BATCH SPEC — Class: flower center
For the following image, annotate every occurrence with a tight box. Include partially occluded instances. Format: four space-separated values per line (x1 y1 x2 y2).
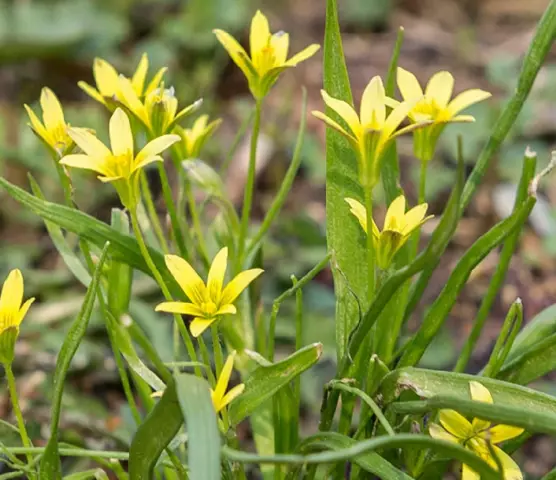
106 152 134 179
201 301 218 317
254 42 277 75
50 123 72 153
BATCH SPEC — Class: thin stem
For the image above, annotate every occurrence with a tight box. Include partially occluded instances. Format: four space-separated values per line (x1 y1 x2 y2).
5 364 34 468
211 325 224 377
129 209 201 377
5 447 129 460
184 178 210 269
221 107 256 176
140 171 170 254
197 334 216 385
364 186 375 302
418 161 427 205
237 99 263 270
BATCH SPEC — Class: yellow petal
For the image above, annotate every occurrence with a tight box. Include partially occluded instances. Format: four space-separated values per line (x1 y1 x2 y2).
59 154 104 174
250 10 270 58
155 301 204 317
207 248 228 304
428 423 458 444
488 424 524 444
68 128 111 159
118 76 150 127
439 409 473 439
164 254 207 305
145 67 168 97
285 44 320 66
214 29 254 80
78 81 106 106
462 464 480 480
397 67 423 101
321 90 361 138
425 71 454 108
469 381 493 404
216 304 237 316
360 76 386 128
93 58 120 97
109 108 134 156
135 134 180 168
24 104 49 141
0 270 23 320
190 317 214 337
16 298 35 327
131 53 148 95
220 268 264 306
447 89 491 117
490 445 522 480
271 32 289 65
40 87 65 131
133 154 163 173
218 383 245 412
345 198 367 233
402 203 429 235
381 98 416 141
213 351 237 407
384 195 406 232
312 111 356 142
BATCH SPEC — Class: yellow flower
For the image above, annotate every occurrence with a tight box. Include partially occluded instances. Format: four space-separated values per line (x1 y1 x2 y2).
313 76 421 188
394 68 491 163
211 351 245 413
79 53 166 109
345 195 432 269
0 270 34 365
24 87 74 156
59 108 179 209
175 115 222 159
156 247 263 337
429 381 523 480
214 10 320 99
118 78 202 136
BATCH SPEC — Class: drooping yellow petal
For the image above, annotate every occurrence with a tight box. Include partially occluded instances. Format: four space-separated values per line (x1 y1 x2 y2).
213 29 253 79
425 71 454 108
218 383 245 412
360 76 386 128
135 134 180 169
109 108 134 157
78 81 107 105
40 87 65 131
311 111 355 142
439 409 473 439
207 248 228 304
190 317 215 337
462 464 481 480
220 268 264 306
164 255 207 305
345 198 367 233
68 128 111 158
131 53 148 95
250 10 270 58
284 44 320 66
489 445 522 480
213 351 236 407
321 90 361 138
447 89 492 117
155 301 204 317
0 270 23 320
93 58 120 97
428 423 459 444
384 195 406 231
488 424 524 444
397 67 424 101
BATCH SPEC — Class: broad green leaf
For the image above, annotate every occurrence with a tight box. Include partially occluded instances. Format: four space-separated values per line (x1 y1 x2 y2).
175 374 220 480
129 378 182 480
0 177 181 297
107 209 132 318
28 175 91 287
229 343 322 424
323 0 367 367
380 367 556 418
39 243 110 479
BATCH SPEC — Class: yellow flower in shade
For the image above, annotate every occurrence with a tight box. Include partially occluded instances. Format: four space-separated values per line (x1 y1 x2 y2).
211 351 245 413
0 270 34 365
313 76 422 188
118 78 202 136
174 115 222 159
394 68 491 163
214 10 320 99
24 87 74 156
79 53 166 109
155 247 263 337
429 381 523 480
59 108 179 210
345 195 432 269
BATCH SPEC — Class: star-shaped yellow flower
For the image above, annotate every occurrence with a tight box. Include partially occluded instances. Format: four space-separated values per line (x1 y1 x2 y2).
211 351 245 413
174 114 222 159
345 195 432 269
79 53 166 109
24 87 74 157
313 76 422 188
393 68 491 163
214 10 320 99
59 108 179 209
429 381 524 480
156 247 263 337
0 270 34 365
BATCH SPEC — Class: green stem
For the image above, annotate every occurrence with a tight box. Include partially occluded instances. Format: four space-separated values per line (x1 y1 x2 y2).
418 161 427 205
221 106 256 176
5 364 34 468
211 325 224 377
184 177 210 269
6 447 129 460
364 186 375 303
130 209 201 377
197 334 216 385
140 171 169 254
237 99 263 270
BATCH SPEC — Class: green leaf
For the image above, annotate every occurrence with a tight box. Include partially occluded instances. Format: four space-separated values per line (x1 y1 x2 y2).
107 209 132 317
39 243 110 479
380 367 556 419
129 378 182 480
0 177 181 296
508 303 556 361
175 373 220 480
229 343 322 424
28 175 91 287
323 0 367 367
